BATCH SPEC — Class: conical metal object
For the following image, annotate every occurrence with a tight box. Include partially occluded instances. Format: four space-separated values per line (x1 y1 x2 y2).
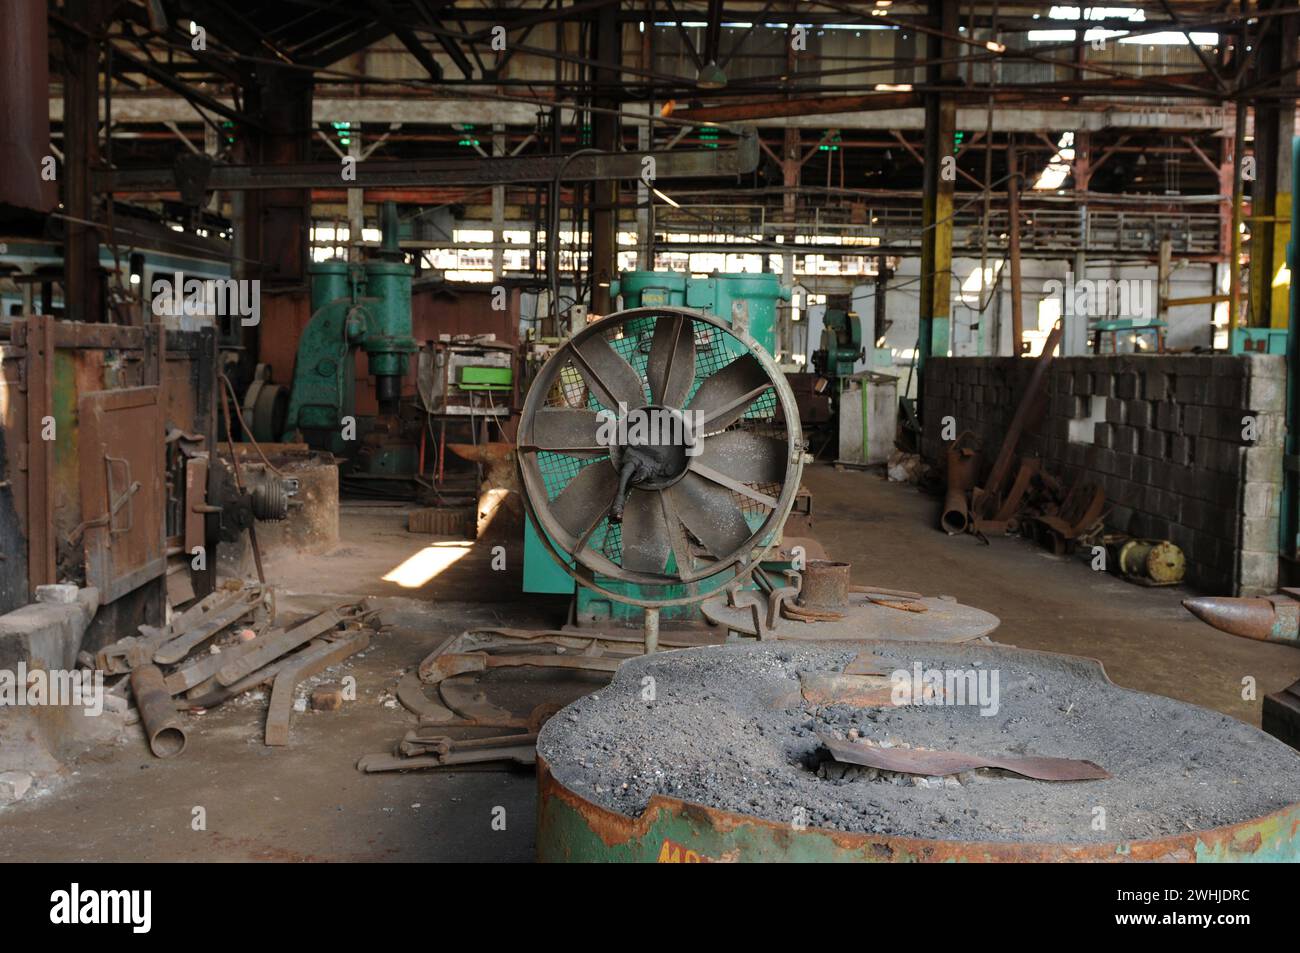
1183 593 1300 647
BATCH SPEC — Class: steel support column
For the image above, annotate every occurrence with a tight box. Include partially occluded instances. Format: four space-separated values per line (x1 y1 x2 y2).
0 0 56 219
1230 101 1248 333
61 0 106 324
589 5 621 316
492 125 506 281
347 127 364 262
232 64 313 388
1007 140 1024 356
918 0 958 415
237 65 314 287
636 122 653 270
1248 4 1297 330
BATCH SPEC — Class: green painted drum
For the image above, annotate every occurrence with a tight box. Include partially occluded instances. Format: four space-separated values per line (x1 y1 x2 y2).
536 640 1300 863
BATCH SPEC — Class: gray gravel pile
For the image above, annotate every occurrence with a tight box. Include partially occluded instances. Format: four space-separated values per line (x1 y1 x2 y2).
537 641 1300 843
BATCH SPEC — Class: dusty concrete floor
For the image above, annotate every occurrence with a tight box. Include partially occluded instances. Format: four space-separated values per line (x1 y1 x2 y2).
3 463 1298 862
801 465 1300 725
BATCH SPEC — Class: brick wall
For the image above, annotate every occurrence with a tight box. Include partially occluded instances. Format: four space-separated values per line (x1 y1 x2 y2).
920 354 1286 596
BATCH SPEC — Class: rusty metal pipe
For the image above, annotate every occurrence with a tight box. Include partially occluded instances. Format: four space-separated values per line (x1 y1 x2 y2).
942 438 979 535
942 487 970 535
131 664 188 758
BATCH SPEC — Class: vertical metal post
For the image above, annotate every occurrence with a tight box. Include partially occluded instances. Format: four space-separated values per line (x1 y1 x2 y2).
492 124 506 281
1281 134 1300 560
589 5 620 315
636 123 653 270
918 0 957 412
347 128 364 262
1245 7 1296 330
1229 100 1247 334
1007 140 1024 356
62 0 105 324
643 606 660 655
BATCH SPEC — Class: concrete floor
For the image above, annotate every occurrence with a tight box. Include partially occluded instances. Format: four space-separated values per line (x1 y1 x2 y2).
3 463 1298 862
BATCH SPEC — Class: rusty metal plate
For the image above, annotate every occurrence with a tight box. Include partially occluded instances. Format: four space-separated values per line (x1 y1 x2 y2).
819 733 1111 782
78 386 166 603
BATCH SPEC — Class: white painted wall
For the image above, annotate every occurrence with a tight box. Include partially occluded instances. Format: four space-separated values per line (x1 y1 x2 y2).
875 255 1219 373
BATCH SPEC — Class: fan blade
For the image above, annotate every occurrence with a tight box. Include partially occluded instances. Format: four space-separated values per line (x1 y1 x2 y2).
687 353 771 431
550 461 618 540
689 461 778 509
528 407 607 452
668 472 752 560
572 335 646 410
658 484 694 578
646 313 696 408
621 489 672 574
695 431 787 484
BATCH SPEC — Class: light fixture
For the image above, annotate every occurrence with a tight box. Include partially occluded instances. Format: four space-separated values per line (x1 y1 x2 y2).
652 188 680 208
696 61 727 90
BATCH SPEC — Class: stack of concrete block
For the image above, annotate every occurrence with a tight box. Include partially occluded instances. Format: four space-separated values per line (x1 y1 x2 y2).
921 353 1285 595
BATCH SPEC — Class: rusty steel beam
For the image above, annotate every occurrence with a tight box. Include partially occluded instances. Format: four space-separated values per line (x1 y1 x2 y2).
96 135 759 194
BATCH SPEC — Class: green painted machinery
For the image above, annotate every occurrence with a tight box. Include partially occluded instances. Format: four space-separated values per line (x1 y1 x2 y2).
611 270 788 354
813 307 865 380
520 271 800 627
282 201 416 454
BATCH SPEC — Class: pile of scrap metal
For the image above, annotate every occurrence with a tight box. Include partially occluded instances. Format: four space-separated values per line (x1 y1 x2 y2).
1184 590 1300 749
91 581 378 756
358 626 713 773
941 430 1186 582
937 322 1105 552
941 433 1106 555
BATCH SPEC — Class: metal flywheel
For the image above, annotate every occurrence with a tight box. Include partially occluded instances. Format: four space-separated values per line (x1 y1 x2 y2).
518 306 804 607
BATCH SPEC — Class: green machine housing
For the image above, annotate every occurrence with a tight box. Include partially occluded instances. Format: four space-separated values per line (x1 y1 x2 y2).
522 271 794 624
813 307 866 380
281 201 417 454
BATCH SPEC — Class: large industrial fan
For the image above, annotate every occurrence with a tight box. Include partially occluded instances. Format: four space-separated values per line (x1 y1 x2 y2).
517 306 804 648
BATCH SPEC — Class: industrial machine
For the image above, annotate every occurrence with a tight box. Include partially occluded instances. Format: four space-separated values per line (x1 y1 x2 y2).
808 304 897 465
610 270 789 349
516 302 804 641
812 305 866 382
281 201 416 454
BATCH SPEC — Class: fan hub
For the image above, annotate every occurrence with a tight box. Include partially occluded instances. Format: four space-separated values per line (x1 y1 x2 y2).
605 404 696 493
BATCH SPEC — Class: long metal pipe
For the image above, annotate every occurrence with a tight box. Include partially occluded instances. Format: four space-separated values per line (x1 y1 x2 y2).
1007 141 1024 355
